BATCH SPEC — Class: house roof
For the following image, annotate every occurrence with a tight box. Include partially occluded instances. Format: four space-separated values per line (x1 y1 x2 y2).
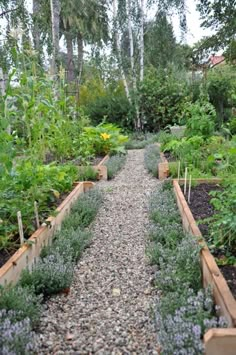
209 55 225 67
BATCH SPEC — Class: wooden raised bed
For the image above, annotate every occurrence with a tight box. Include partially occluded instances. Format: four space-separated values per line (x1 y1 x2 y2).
95 154 109 180
0 181 95 287
158 152 169 180
173 178 236 354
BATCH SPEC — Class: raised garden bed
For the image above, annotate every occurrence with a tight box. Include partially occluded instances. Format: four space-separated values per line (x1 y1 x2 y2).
0 181 94 287
77 154 109 181
173 178 236 354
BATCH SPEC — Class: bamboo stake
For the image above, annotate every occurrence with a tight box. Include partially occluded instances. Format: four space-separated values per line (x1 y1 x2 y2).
184 167 188 195
34 201 40 229
188 175 192 203
17 211 24 246
177 161 180 182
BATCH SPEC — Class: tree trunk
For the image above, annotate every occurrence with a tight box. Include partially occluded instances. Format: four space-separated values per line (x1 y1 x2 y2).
50 0 61 76
32 0 40 53
140 0 144 82
126 0 140 130
65 32 75 82
138 0 144 130
76 31 83 101
113 0 131 104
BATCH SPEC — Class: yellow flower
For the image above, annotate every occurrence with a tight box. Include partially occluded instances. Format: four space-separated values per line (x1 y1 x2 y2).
100 133 111 140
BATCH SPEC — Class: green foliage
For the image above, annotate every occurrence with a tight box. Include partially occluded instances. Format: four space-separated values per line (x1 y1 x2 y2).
80 78 132 129
139 68 189 131
125 133 159 149
78 166 98 181
105 154 126 179
144 144 161 177
185 99 216 138
229 117 236 135
81 123 128 155
0 285 41 328
0 161 78 246
208 184 236 255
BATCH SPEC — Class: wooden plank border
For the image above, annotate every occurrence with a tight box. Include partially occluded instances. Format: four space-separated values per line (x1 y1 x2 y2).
0 181 95 286
172 178 236 354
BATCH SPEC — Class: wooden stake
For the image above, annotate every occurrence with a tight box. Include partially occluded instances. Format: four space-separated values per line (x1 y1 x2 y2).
17 211 24 246
184 167 188 195
177 161 180 181
188 175 192 203
34 201 40 229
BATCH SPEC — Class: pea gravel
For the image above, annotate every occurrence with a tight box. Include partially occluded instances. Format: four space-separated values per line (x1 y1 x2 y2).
36 150 160 354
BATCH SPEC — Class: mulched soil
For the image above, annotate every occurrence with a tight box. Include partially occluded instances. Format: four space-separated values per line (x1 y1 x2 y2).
182 183 236 299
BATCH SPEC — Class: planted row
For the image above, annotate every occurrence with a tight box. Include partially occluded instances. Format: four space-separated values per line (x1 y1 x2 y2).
144 144 161 177
0 188 103 354
147 182 226 354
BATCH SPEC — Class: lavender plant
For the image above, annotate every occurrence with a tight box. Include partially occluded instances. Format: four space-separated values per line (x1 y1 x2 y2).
144 144 161 177
63 188 103 229
0 286 41 328
105 154 126 179
20 254 74 297
0 309 36 355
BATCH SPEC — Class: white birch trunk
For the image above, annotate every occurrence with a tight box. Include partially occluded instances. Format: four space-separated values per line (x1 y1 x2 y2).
50 0 61 76
126 0 136 90
139 0 144 82
32 0 40 52
113 0 131 103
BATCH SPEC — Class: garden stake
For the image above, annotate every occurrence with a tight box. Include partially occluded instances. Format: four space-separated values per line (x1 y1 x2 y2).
17 211 24 246
34 201 40 229
177 161 180 182
184 167 188 195
188 175 192 203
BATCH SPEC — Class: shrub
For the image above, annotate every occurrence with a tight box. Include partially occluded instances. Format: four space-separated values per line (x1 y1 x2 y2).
63 189 103 229
19 254 74 297
0 309 36 355
0 286 41 328
41 227 92 263
105 154 126 179
144 144 161 177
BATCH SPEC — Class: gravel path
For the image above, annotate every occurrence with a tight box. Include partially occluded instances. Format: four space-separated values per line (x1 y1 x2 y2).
37 150 160 354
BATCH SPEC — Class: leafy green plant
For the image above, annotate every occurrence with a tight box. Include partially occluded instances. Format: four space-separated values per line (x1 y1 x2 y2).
208 184 236 255
81 123 128 155
78 166 98 181
105 154 126 179
185 100 216 138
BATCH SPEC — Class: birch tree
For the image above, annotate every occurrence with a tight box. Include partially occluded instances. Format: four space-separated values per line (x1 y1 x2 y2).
50 0 61 76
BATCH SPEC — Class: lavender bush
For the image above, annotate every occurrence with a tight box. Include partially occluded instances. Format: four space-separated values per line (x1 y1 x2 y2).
144 144 161 177
147 184 227 354
105 154 126 179
0 309 36 355
20 254 74 296
0 286 41 328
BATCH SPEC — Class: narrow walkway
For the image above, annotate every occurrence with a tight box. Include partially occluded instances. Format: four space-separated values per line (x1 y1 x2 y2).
37 150 159 354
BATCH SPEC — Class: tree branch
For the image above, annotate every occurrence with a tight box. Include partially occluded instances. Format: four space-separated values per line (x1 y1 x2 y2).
0 6 20 18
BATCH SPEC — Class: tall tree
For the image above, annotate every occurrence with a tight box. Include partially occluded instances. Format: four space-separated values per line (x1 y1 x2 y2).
50 0 61 75
197 0 236 50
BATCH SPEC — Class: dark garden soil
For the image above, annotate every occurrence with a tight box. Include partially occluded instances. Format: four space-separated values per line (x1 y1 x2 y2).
181 183 236 299
0 190 72 268
164 151 176 162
